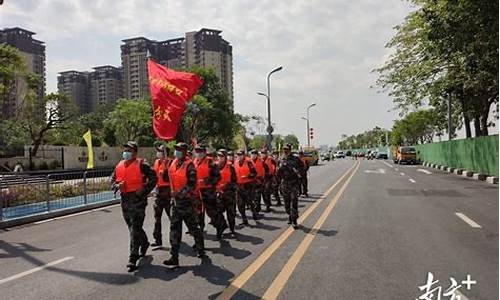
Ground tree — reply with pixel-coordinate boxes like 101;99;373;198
0;45;35;106
375;0;498;137
283;134;300;149
103;99;153;146
177;66;240;148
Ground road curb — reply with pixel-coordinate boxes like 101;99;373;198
473;173;487;181
0;198;120;229
486;176;499;184
462;170;473;177
422;161;497;185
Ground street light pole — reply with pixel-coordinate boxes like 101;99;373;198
306;103;316;147
265;66;283;150
301;117;308;147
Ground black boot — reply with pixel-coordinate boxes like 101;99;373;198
287;216;292;225
127;256;138;272
151;240;162;247
140;242;150;257
292;219;298;229
163;256;179;267
197;250;208;259
240;218;249;226
252;212;259;221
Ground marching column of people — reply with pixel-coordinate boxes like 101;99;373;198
112;142;310;271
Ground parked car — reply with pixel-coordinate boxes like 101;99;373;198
345;150;352;156
376;152;388;159
334;151;345;158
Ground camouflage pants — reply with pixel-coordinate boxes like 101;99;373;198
280;181;299;222
300;174;308;196
152;187;172;243
271;176;281;205
121;193;149;260
170;197;204;257
253;182;263;213
198;189;224;231
237;182;257;221
262;178;273;209
218;189;236;232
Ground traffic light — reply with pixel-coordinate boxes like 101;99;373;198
310;128;314;140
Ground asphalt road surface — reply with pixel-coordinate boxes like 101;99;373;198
0;158;498;300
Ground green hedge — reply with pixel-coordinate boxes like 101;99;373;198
414;135;498;176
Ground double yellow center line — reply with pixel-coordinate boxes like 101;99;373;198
218;161;360;300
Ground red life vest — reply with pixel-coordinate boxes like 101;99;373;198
154;158;171;187
114;158;144;193
235;158;253;184
265;157;276;175
216;162;233;192
252;158;265;179
169;158;192;193
194;157;213;189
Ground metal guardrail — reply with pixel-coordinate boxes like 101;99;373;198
0;169;117;221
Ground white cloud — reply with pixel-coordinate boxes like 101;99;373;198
1;0;416;146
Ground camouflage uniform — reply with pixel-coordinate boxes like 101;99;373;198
217;161;238;233
277;153;304;224
236;158;258;223
251;157;269;213
111;160;157;262
170;160;205;258
298;155;310;197
271;154;282;206
153;185;172;244
196;158;223;232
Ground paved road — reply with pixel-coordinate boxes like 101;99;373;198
0;159;497;299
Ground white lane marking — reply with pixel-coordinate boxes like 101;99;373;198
409;179;416;183
454;290;470;300
455;212;482;228
34;219;55;224
0;257;74;285
417;169;432;175
400;172;405;176
380;161;394;168
364;168;386;174
34;204;121;224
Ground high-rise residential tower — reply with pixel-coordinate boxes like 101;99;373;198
0;27;46;118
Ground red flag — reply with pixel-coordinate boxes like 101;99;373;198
148;59;203;140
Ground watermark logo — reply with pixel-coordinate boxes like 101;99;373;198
416;272;476;300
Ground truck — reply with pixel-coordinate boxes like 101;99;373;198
301;147;319;166
392;146;419;164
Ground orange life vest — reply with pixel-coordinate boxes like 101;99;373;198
194;157;213;189
114;158;144;193
252;158;265;179
216;162;233;192
265;157;276;175
154;158;171;187
235;158;253;184
168;158;192;193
